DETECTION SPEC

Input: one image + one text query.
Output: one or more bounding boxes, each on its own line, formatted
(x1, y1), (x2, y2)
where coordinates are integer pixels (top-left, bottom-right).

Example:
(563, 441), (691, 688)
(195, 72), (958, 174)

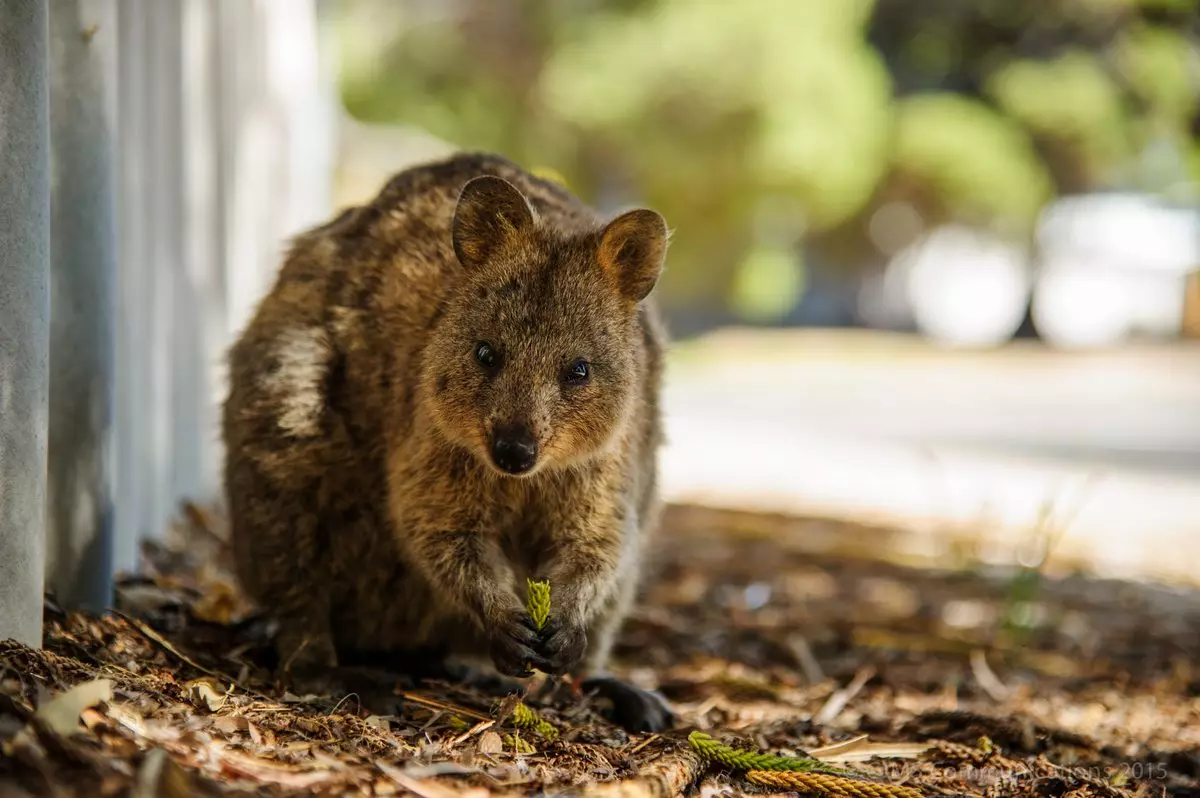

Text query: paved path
(658, 330), (1200, 587)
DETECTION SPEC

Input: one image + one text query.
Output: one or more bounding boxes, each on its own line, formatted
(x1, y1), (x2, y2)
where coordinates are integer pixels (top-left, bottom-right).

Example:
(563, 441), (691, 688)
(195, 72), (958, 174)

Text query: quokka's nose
(490, 424), (538, 474)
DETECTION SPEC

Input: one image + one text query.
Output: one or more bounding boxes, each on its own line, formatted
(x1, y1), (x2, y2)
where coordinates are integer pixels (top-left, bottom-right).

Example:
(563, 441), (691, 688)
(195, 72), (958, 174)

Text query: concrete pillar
(44, 0), (118, 612)
(0, 0), (51, 646)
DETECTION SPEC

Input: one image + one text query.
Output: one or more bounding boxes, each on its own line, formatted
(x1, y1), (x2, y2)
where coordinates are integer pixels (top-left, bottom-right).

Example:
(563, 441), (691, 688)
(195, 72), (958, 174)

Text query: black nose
(490, 425), (538, 474)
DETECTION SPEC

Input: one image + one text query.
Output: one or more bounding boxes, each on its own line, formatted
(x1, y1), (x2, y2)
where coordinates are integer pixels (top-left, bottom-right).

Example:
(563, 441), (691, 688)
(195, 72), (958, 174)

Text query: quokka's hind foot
(581, 674), (675, 734)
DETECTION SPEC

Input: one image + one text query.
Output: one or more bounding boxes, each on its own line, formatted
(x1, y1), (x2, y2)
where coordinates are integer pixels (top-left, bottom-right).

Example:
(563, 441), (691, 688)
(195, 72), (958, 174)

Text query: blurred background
(16, 0), (1199, 616)
(323, 0), (1200, 586)
(329, 0), (1200, 346)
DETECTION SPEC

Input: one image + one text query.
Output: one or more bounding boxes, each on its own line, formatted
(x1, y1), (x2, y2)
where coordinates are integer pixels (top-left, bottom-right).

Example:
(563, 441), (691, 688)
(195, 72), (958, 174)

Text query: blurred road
(658, 330), (1200, 586)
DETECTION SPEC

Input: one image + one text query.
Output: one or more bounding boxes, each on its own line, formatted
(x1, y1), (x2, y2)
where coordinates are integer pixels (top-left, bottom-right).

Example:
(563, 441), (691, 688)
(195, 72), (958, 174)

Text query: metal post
(113, 0), (151, 575)
(44, 0), (118, 613)
(0, 0), (51, 646)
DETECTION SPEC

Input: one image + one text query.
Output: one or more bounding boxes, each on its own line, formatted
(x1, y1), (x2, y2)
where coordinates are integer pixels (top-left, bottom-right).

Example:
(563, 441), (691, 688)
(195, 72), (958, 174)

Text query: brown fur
(222, 153), (669, 686)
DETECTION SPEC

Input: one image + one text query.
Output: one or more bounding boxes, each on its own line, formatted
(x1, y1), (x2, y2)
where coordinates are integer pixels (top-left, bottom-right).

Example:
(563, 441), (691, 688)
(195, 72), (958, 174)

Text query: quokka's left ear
(597, 209), (669, 303)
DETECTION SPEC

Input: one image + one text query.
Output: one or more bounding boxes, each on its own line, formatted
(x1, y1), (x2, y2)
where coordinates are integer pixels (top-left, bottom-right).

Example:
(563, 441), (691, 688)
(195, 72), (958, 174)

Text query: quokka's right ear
(452, 176), (536, 270)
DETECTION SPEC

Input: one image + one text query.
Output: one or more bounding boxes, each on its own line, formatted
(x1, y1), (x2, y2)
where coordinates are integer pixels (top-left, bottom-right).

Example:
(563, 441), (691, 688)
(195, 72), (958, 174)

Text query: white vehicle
(1031, 193), (1200, 349)
(891, 193), (1199, 348)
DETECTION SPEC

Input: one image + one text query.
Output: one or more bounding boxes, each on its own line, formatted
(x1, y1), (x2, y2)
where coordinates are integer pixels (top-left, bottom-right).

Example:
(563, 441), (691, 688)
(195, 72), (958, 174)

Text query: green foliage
(1113, 24), (1198, 124)
(987, 50), (1132, 183)
(331, 0), (1199, 313)
(892, 94), (1053, 234)
(688, 731), (849, 774)
(730, 243), (806, 323)
(509, 701), (558, 740)
(504, 733), (537, 754)
(526, 579), (551, 632)
(539, 0), (893, 230)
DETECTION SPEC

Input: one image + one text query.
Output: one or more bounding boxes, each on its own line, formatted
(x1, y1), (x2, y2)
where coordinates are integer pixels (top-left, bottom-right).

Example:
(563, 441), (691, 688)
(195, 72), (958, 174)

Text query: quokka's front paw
(488, 610), (551, 678)
(535, 615), (587, 675)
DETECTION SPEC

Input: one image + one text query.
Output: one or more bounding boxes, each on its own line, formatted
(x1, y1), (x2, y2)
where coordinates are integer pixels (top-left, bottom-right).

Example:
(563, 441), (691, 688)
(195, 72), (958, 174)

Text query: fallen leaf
(35, 679), (113, 737)
(378, 765), (476, 798)
(210, 715), (250, 735)
(364, 714), (390, 730)
(478, 730), (504, 754)
(219, 750), (340, 789)
(184, 678), (228, 712)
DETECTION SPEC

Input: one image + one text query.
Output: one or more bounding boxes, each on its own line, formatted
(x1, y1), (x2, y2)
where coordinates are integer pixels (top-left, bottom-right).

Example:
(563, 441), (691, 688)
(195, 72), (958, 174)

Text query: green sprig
(526, 579), (551, 631)
(504, 732), (537, 754)
(688, 731), (849, 775)
(511, 700), (559, 740)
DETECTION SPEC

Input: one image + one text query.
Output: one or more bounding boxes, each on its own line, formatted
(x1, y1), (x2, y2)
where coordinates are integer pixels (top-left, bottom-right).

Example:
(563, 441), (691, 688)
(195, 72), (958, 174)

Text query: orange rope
(745, 769), (923, 798)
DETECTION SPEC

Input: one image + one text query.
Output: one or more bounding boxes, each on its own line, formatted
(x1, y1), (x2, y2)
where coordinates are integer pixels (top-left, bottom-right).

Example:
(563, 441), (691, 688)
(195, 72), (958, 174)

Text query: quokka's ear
(451, 175), (536, 270)
(597, 208), (669, 302)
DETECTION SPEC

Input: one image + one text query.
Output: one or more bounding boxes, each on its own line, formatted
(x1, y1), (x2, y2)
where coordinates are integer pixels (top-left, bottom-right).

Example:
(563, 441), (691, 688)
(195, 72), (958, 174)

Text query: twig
(448, 719), (495, 748)
(969, 649), (1010, 702)
(398, 691), (492, 723)
(327, 692), (360, 716)
(815, 667), (875, 726)
(785, 634), (825, 684)
(627, 733), (660, 756)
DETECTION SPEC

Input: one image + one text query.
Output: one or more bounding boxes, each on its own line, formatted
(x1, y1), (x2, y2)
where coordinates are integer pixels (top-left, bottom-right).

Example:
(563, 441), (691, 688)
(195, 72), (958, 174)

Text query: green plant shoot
(526, 578), (551, 631)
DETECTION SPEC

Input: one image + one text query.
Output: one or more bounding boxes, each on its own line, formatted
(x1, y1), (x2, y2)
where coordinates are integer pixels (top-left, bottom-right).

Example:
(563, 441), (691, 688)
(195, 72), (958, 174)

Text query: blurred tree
(870, 0), (1199, 195)
(538, 0), (893, 313)
(333, 0), (1198, 325)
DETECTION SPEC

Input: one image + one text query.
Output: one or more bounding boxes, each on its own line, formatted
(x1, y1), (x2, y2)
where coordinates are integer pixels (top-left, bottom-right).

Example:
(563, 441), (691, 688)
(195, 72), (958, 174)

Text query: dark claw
(581, 676), (675, 734)
(535, 615), (587, 675)
(490, 611), (552, 677)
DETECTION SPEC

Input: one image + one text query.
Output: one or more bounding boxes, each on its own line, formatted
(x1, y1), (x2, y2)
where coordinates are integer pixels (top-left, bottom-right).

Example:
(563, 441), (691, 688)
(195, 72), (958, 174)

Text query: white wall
(113, 0), (337, 573)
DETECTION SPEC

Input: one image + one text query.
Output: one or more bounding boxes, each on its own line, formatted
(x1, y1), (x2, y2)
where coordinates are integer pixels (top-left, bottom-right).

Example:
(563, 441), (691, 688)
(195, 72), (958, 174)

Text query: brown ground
(2, 503), (1198, 797)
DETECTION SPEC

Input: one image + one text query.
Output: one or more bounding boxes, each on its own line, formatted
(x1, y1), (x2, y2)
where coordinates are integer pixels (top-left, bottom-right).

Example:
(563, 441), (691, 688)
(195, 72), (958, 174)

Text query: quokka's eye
(475, 342), (498, 369)
(564, 359), (590, 384)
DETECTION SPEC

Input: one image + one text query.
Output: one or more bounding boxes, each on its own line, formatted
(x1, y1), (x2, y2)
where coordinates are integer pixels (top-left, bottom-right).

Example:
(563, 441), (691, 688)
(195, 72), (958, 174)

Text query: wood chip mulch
(2, 502), (1198, 797)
